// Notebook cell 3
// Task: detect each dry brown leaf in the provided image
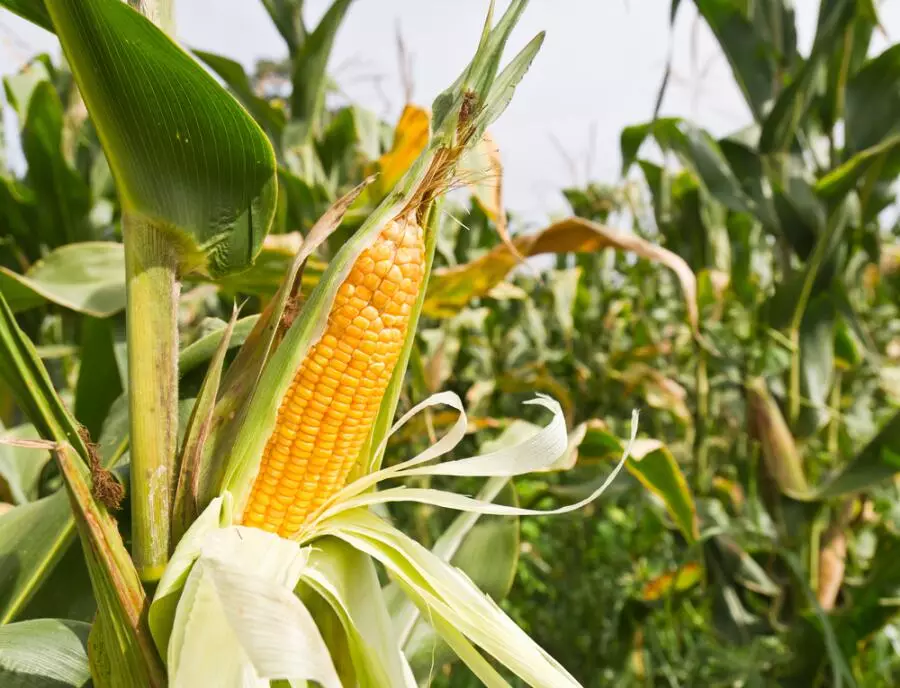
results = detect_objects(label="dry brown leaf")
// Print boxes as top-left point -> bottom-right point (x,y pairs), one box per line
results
425,217 -> 700,337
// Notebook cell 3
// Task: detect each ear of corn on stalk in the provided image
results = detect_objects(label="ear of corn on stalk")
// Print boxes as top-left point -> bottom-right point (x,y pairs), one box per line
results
217,0 -> 544,537
242,214 -> 425,535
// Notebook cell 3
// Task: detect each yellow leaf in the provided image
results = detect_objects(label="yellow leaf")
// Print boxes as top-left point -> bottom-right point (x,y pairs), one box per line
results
640,562 -> 702,602
425,217 -> 700,337
375,104 -> 430,197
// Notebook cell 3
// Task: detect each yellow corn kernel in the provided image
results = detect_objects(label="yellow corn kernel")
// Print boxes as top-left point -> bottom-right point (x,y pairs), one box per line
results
241,215 -> 425,537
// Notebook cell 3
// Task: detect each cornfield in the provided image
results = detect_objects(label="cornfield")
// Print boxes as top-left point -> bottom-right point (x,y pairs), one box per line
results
2,0 -> 900,686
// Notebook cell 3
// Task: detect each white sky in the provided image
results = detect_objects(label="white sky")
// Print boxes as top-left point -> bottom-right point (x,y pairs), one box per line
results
1,1 -> 898,225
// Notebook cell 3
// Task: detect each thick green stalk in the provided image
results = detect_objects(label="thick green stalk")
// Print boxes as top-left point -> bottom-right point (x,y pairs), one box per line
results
124,0 -> 178,586
124,215 -> 180,583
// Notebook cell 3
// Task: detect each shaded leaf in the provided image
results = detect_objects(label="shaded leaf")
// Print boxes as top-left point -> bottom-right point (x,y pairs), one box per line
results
0,424 -> 48,505
289,0 -> 353,140
690,0 -> 797,121
816,411 -> 900,498
177,315 -> 258,378
0,618 -> 91,687
758,0 -> 856,153
845,43 -> 900,154
20,81 -> 91,247
0,493 -> 74,624
622,118 -> 751,215
172,309 -> 238,542
0,0 -> 53,32
0,291 -> 88,464
74,317 -> 123,438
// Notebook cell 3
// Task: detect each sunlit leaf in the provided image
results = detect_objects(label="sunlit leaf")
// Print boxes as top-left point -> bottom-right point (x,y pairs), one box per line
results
640,562 -> 703,602
574,424 -> 698,542
47,0 -> 277,276
373,104 -> 430,199
425,217 -> 701,336
0,243 -> 125,317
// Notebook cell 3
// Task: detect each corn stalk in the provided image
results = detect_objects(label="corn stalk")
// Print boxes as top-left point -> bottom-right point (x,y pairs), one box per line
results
122,0 -> 178,583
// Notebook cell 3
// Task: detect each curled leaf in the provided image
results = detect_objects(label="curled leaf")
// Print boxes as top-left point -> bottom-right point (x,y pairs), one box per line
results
426,217 -> 700,337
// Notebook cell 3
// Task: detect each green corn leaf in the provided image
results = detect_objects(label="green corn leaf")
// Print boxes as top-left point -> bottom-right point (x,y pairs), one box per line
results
0,492 -> 73,624
0,618 -> 91,687
621,118 -> 751,215
814,411 -> 900,498
817,44 -> 900,200
3,55 -> 54,120
260,0 -> 306,55
0,424 -> 49,505
432,0 -> 537,138
690,0 -> 798,122
45,0 -> 277,277
74,317 -> 124,439
16,543 -> 96,625
575,423 -> 699,542
0,401 -> 129,625
320,508 -> 581,687
20,81 -> 92,247
0,243 -> 125,317
758,0 -> 857,153
193,50 -> 286,143
0,292 -> 88,461
301,538 -> 412,686
476,31 -> 544,137
845,43 -> 900,155
177,315 -> 259,378
0,290 -> 94,626
0,0 -> 53,33
289,0 -> 353,142
172,309 -> 238,543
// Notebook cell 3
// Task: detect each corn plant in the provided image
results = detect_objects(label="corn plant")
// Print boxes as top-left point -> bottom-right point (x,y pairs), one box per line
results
0,0 -> 641,685
394,0 -> 900,684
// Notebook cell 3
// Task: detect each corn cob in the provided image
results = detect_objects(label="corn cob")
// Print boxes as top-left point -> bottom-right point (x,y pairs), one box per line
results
241,214 -> 425,536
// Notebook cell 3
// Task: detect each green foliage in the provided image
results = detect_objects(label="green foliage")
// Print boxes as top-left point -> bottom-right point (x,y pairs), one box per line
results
2,0 -> 900,685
